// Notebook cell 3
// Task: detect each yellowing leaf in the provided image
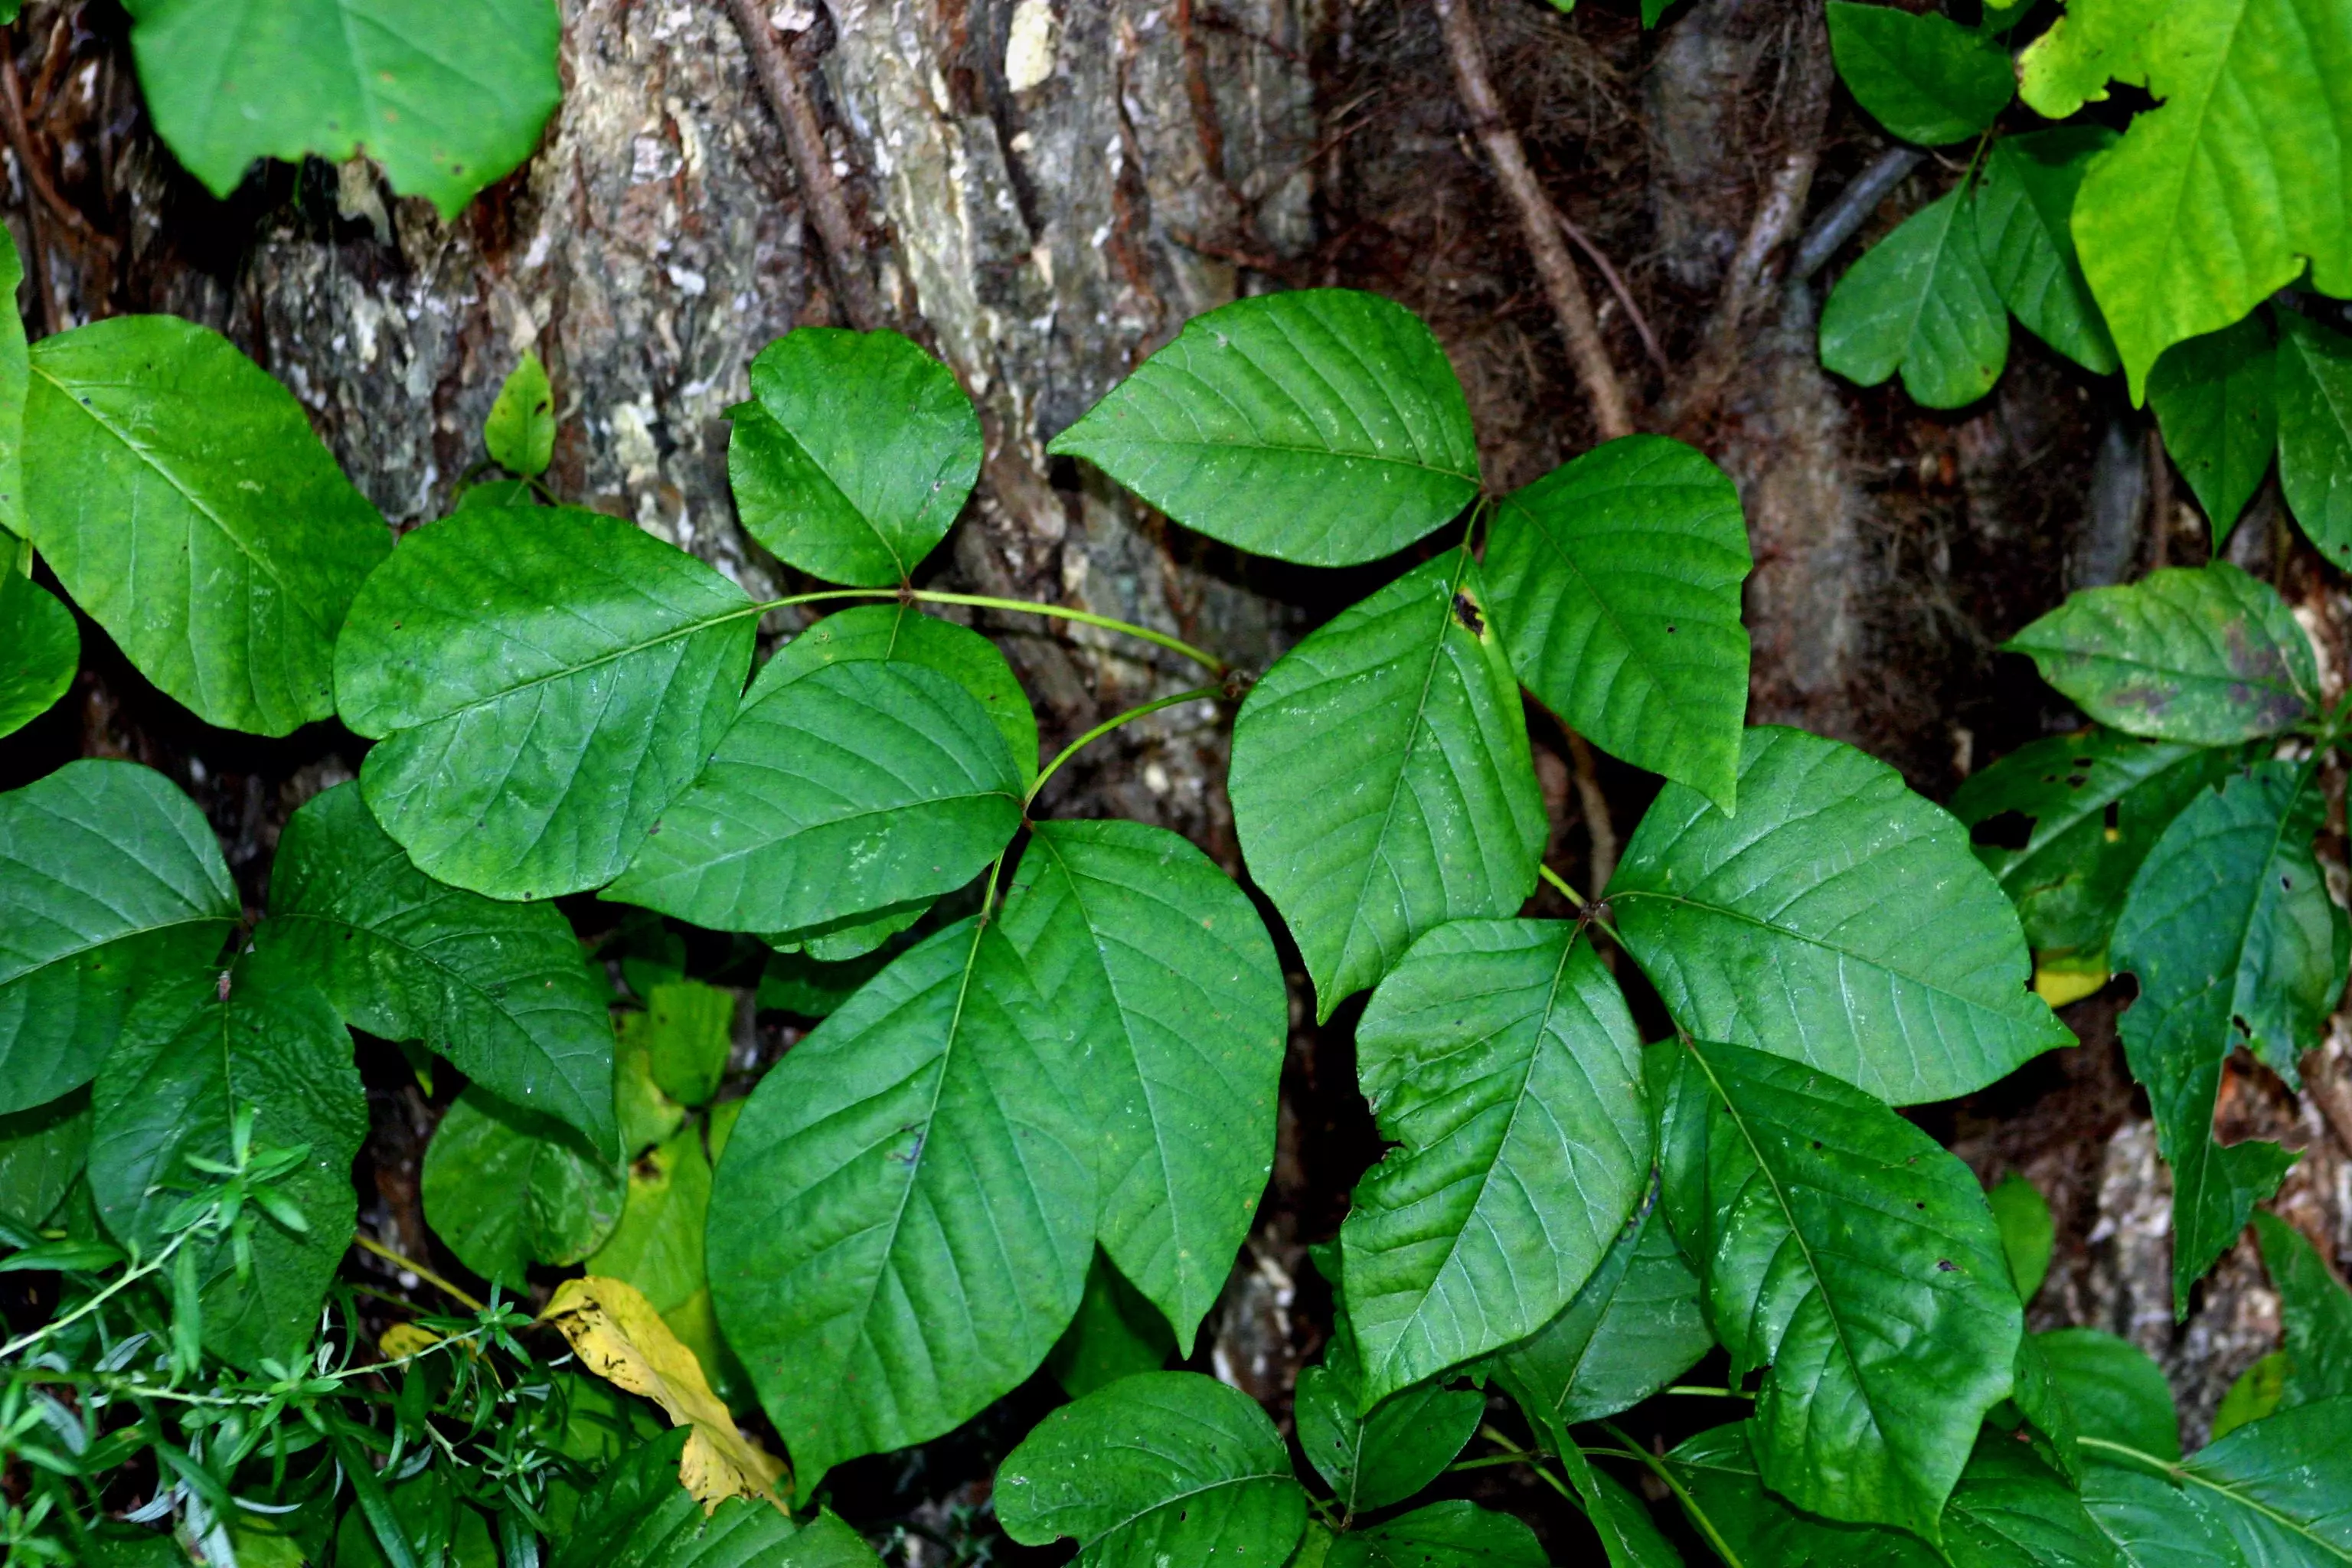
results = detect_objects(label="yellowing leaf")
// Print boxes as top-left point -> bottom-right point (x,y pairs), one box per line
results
542,1275 -> 789,1511
2034,960 -> 2109,1008
379,1322 -> 443,1361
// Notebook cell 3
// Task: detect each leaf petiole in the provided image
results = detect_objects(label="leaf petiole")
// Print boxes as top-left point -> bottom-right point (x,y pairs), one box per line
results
1024,688 -> 1221,810
1598,1419 -> 1746,1568
759,587 -> 1227,675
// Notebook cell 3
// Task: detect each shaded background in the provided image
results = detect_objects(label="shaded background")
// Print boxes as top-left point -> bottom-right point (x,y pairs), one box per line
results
4,0 -> 2349,1557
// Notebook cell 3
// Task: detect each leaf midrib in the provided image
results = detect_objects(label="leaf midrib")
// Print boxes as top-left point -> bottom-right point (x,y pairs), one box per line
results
0,909 -> 234,991
1086,1459 -> 1293,1546
756,400 -> 910,580
1072,426 -> 1478,485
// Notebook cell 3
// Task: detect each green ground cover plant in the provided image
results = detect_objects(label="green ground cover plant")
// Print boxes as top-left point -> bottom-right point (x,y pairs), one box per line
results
4,0 -> 2352,1563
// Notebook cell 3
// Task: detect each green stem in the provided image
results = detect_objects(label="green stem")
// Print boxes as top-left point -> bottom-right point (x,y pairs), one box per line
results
1662,1385 -> 1753,1400
0,1230 -> 191,1362
757,588 -> 1227,676
1025,688 -> 1220,808
1537,863 -> 1589,906
1599,1419 -> 1745,1568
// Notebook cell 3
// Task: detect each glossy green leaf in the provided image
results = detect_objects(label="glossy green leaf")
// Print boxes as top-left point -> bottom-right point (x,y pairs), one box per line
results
2177,1398 -> 2352,1565
258,781 -> 617,1155
1820,187 -> 2009,410
1231,554 -> 1545,1021
1653,1037 -> 2022,1538
1826,2 -> 2017,145
746,603 -> 1038,785
1952,729 -> 2242,970
728,330 -> 981,586
1666,1423 -> 1943,1568
0,570 -> 76,740
2080,1465 -> 2247,1568
87,946 -> 364,1367
707,916 -> 1091,1481
336,505 -> 758,900
0,760 -> 237,1116
0,1089 -> 88,1231
1294,1361 -> 1483,1516
624,981 -> 734,1109
2039,1328 -> 2181,1462
1047,1253 -> 1176,1398
1325,1501 -> 1547,1568
2150,315 -> 2277,544
1559,1445 -> 1687,1568
124,0 -> 561,219
2053,0 -> 2352,400
1483,435 -> 1751,812
1993,1174 -> 2057,1305
2276,309 -> 2352,569
2112,763 -> 2336,1313
2004,565 -> 2318,746
0,224 -> 27,539
551,1427 -> 878,1568
1610,727 -> 2071,1105
2254,1213 -> 2352,1406
756,948 -> 887,1020
2011,1330 -> 2089,1485
420,1086 -> 623,1288
995,1370 -> 1308,1567
1048,290 -> 1480,567
1975,129 -> 2122,375
1944,1436 -> 2129,1568
605,661 -> 1022,934
998,818 -> 1285,1352
2213,1354 -> 2288,1442
1489,1187 -> 1712,1446
24,315 -> 390,735
485,351 -> 554,479
1341,919 -> 1648,1400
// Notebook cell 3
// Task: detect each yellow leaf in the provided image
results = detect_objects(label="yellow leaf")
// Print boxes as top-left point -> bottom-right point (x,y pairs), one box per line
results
379,1322 -> 443,1361
542,1275 -> 789,1512
2034,960 -> 2109,1008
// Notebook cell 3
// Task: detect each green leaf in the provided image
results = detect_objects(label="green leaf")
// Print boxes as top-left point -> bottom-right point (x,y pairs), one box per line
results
1653,1037 -> 2022,1539
1559,1445 -> 1687,1568
87,946 -> 365,1367
1610,727 -> 2071,1106
1667,1422 -> 1944,1568
1047,1253 -> 1176,1399
1825,2 -> 2017,145
1820,186 -> 2010,410
0,225 -> 25,540
24,316 -> 390,735
2017,0 -> 2158,118
485,351 -> 555,479
1483,435 -> 1752,812
727,330 -> 982,586
0,1089 -> 89,1231
1231,554 -> 1546,1021
1975,129 -> 2123,375
586,1126 -> 709,1318
2011,1330 -> 2088,1485
1488,1186 -> 1712,1446
420,1086 -> 623,1288
765,900 -> 931,964
2150,315 -> 2276,545
456,478 -> 539,511
995,1370 -> 1308,1566
998,818 -> 1287,1352
1048,290 -> 1481,567
2004,564 -> 2318,746
756,948 -> 887,1020
1992,1174 -> 2057,1305
1325,1501 -> 1548,1568
2080,1465 -> 2247,1568
2057,0 -> 2352,401
0,570 -> 77,740
335,505 -> 759,900
2038,1328 -> 2181,1462
552,1427 -> 877,1568
1294,1362 -> 1483,1515
746,603 -> 1038,786
615,1033 -> 686,1157
1943,1435 -> 2130,1568
622,981 -> 733,1109
256,781 -> 618,1155
2276,309 -> 2352,570
2112,763 -> 2335,1313
2253,1214 -> 2352,1406
2212,1354 -> 2288,1443
1341,919 -> 1649,1401
2177,1397 -> 2352,1564
1950,728 -> 2242,971
0,760 -> 237,1115
604,661 -> 1023,934
707,916 -> 1092,1482
124,0 -> 561,219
